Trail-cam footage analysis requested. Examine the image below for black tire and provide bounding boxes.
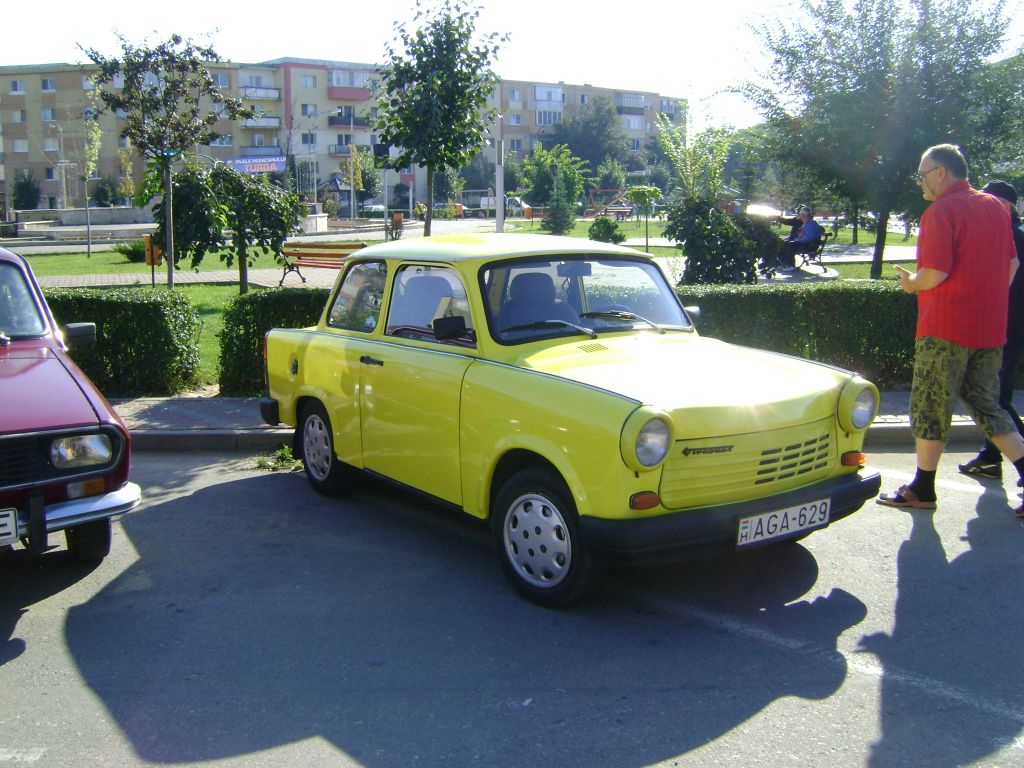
[65,519,112,561]
[491,467,594,608]
[298,401,352,496]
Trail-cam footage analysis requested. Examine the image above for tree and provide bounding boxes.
[13,171,40,210]
[83,33,255,286]
[433,164,465,203]
[155,161,304,294]
[595,157,627,193]
[550,95,628,177]
[541,172,575,235]
[354,147,383,212]
[521,144,588,208]
[743,0,1016,277]
[374,0,506,236]
[656,112,731,203]
[626,185,662,251]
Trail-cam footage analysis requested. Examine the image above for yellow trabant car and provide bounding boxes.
[261,234,880,606]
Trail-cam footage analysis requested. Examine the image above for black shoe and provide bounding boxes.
[957,457,1001,480]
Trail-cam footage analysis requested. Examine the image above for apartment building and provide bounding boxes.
[0,57,685,217]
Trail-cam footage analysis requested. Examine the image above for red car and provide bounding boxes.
[0,247,140,561]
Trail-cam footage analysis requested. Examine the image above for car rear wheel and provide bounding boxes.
[299,401,352,496]
[65,519,111,561]
[491,467,593,608]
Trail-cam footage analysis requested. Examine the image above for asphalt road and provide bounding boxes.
[2,447,1022,767]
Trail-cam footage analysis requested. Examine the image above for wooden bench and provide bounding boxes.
[279,242,367,286]
[796,230,836,272]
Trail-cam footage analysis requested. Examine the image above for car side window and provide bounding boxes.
[0,262,46,337]
[386,265,475,347]
[327,261,387,331]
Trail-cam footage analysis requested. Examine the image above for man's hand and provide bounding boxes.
[895,264,947,293]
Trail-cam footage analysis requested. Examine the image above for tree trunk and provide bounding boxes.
[870,210,890,280]
[239,242,250,295]
[851,199,859,245]
[424,165,434,237]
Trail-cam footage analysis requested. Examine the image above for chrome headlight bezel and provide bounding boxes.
[621,408,674,472]
[838,378,879,433]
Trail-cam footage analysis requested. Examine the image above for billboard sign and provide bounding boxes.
[227,156,287,174]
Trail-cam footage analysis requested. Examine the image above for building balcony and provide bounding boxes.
[242,116,281,129]
[328,144,352,156]
[328,86,372,101]
[616,105,646,116]
[240,145,283,157]
[241,86,281,100]
[328,114,371,128]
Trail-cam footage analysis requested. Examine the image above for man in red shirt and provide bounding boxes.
[879,143,1024,514]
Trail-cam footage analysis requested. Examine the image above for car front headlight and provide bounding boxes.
[50,434,114,469]
[621,408,674,472]
[837,378,879,433]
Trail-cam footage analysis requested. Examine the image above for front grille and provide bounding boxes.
[0,435,51,489]
[659,418,836,509]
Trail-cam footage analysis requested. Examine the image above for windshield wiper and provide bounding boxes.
[501,319,598,339]
[578,310,666,334]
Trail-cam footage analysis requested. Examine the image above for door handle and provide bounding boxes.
[359,355,384,366]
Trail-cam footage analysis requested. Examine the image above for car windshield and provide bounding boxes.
[0,262,46,340]
[482,256,691,344]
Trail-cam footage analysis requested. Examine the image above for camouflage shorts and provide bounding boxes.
[910,336,1015,441]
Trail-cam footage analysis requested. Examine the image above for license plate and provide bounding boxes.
[0,508,18,545]
[736,498,831,547]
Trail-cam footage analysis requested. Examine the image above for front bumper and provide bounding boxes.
[580,469,881,563]
[5,482,142,551]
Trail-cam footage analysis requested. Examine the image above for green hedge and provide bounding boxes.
[677,280,918,387]
[45,288,201,396]
[219,288,330,395]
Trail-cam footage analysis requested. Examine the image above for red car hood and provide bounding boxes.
[0,344,101,433]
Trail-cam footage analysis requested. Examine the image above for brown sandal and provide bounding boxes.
[1015,506,1024,519]
[877,485,937,509]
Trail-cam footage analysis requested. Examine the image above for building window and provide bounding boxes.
[83,107,99,121]
[509,114,521,126]
[534,85,563,102]
[10,79,25,94]
[11,109,26,123]
[623,115,643,130]
[41,78,56,92]
[213,72,230,88]
[247,74,265,87]
[508,88,520,101]
[580,94,589,105]
[118,136,130,149]
[301,103,317,117]
[332,70,368,88]
[301,132,316,146]
[301,75,317,87]
[630,138,642,152]
[45,167,56,180]
[536,110,562,126]
[43,137,59,152]
[42,107,57,122]
[209,135,233,146]
[12,139,28,153]
[253,134,266,147]
[509,138,522,152]
[336,133,352,146]
[82,75,95,90]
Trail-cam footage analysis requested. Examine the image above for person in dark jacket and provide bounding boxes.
[958,180,1024,480]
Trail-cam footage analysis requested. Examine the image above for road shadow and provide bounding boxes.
[1,546,101,666]
[858,485,1024,766]
[66,471,865,767]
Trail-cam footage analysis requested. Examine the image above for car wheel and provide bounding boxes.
[299,401,351,496]
[491,467,594,608]
[65,519,112,561]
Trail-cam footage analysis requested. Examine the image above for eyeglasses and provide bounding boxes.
[916,166,942,182]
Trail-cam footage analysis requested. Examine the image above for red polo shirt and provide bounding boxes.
[916,180,1015,348]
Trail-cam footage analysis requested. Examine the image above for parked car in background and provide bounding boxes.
[261,234,880,606]
[0,247,141,561]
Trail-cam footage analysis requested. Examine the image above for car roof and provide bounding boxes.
[354,233,649,263]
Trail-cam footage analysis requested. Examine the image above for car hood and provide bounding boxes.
[0,345,101,433]
[512,332,851,437]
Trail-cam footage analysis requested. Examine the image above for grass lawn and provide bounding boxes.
[25,246,285,277]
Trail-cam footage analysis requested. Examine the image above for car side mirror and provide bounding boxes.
[683,306,700,324]
[63,322,97,346]
[433,315,469,341]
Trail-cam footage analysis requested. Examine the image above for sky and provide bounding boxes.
[5,0,1024,130]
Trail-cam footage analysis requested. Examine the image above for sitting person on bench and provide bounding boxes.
[778,206,824,271]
